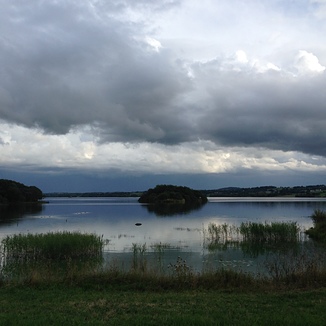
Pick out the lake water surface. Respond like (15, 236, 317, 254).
(1, 197, 326, 273)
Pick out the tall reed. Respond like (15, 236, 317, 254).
(207, 223, 240, 243)
(239, 221, 300, 243)
(131, 243, 147, 272)
(205, 221, 301, 255)
(2, 231, 104, 261)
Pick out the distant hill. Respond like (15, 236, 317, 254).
(44, 191, 142, 198)
(0, 179, 43, 204)
(44, 184, 326, 198)
(202, 185, 326, 197)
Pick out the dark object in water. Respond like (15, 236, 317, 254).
(135, 223, 142, 226)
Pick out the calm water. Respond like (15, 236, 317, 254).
(1, 197, 326, 273)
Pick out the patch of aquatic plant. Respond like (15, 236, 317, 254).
(204, 223, 241, 251)
(204, 222, 302, 257)
(1, 231, 104, 261)
(206, 223, 240, 243)
(205, 221, 301, 245)
(239, 221, 300, 243)
(131, 243, 147, 272)
(306, 209, 326, 241)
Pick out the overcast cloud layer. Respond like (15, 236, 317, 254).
(1, 0, 326, 191)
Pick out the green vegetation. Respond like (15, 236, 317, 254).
(138, 184, 208, 205)
(204, 221, 305, 257)
(2, 231, 103, 261)
(1, 232, 104, 283)
(0, 179, 43, 204)
(306, 209, 326, 241)
(0, 285, 326, 325)
(0, 223, 326, 324)
(205, 221, 300, 245)
(239, 221, 300, 243)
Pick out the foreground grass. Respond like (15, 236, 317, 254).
(0, 282, 325, 325)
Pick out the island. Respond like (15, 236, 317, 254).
(138, 184, 208, 205)
(0, 179, 43, 204)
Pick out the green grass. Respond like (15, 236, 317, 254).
(0, 284, 326, 325)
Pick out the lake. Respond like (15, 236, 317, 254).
(1, 197, 326, 274)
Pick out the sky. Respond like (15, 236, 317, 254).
(1, 0, 326, 192)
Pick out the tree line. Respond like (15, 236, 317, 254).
(0, 179, 43, 204)
(202, 185, 326, 197)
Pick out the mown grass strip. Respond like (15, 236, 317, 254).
(0, 285, 325, 325)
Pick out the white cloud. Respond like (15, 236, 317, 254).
(145, 37, 162, 52)
(235, 50, 248, 64)
(1, 122, 326, 177)
(295, 50, 325, 74)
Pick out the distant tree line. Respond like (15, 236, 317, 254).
(202, 185, 326, 197)
(43, 184, 326, 199)
(0, 179, 43, 204)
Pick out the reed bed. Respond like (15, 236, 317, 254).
(205, 221, 301, 255)
(206, 221, 300, 244)
(239, 221, 300, 243)
(1, 231, 104, 261)
(206, 223, 240, 243)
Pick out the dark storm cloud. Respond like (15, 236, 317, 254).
(0, 0, 191, 141)
(191, 60, 326, 156)
(1, 1, 326, 157)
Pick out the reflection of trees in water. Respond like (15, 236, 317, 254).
(143, 202, 204, 217)
(0, 204, 43, 226)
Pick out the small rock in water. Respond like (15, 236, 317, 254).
(135, 223, 142, 226)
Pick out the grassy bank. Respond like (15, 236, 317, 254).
(0, 283, 326, 325)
